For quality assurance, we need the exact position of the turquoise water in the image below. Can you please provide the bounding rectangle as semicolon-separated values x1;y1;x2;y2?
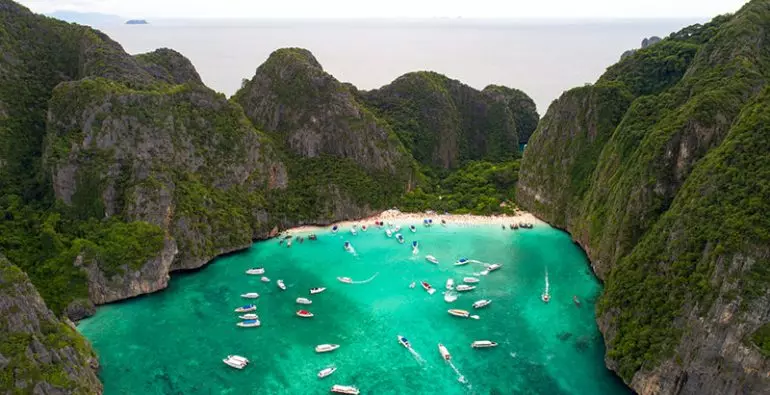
78;223;631;394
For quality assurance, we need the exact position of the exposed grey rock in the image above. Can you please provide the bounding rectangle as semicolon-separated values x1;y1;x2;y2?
0;255;102;394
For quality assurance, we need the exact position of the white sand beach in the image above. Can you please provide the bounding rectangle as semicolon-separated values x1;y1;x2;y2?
286;209;545;235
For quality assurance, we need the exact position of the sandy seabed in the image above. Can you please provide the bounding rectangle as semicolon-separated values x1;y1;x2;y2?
286;209;545;235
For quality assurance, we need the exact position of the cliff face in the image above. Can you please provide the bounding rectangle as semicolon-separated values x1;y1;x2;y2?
0;255;102;394
234;48;411;173
360;72;538;169
518;2;770;393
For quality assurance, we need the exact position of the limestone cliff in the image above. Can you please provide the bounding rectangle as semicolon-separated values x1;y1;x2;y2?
518;2;770;393
360;71;538;169
0;255;102;394
234;48;411;173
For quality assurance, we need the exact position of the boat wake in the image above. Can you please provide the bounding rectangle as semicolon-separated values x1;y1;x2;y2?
347;272;379;284
447;360;467;384
408;347;425;363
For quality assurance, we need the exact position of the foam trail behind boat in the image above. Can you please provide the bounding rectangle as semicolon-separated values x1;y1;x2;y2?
408;347;425;363
447;360;467;384
349;272;379;284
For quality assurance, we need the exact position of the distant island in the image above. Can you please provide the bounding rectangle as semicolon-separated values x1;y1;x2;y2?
125;19;148;25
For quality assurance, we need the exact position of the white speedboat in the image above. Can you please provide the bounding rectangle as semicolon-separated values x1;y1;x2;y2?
486;263;502;272
297;310;314;318
296;297;312;305
315;344;340;353
409;225;416;233
223;355;249;369
337;277;353;284
438;343;451;361
331;225;338;233
409;281;416;289
318;366;337;379
541;269;550;303
425;255;439;264
261;276;270;282
411;240;419;254
448;309;479;319
471;340;498;348
385;229;393;238
245;268;265;275
395;233;405;244
463;277;480;284
239;314;258;320
240;292;260;299
234;304;256;313
330;385;360;395
397;335;411;349
237;319;261;328
394;225;401;232
343;241;354;252
445;278;454;290
472;299;492;309
310;287;326;295
350;227;357;236
455;258;470;266
455;284;476;292
421;281;436;295
277;279;286;290
361;225;368;232
444;291;458;303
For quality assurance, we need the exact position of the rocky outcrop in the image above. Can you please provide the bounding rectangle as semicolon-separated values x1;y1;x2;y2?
620;36;664;60
360;71;538;169
134;48;203;85
0;255;102;394
518;2;770;394
234;48;410;173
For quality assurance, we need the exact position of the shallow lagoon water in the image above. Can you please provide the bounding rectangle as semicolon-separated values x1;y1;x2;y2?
78;223;631;394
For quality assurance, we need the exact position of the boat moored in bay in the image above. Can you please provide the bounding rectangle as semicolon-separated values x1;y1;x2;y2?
234;304;256;313
330;384;360;394
425;255;439;264
310;287;326;294
245;267;265;275
315;344;340;353
471;340;498;348
318;366;337;379
472;299;492;309
236;319;261;328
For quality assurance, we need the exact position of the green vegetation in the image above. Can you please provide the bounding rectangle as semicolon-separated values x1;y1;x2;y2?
400;160;520;215
519;1;770;383
361;71;538;169
751;323;770;357
1;255;100;394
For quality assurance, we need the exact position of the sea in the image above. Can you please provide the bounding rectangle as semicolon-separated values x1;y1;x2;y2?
78;222;633;394
94;18;701;113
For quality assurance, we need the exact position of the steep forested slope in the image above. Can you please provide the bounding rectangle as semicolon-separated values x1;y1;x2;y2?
360;72;538;169
518;2;770;393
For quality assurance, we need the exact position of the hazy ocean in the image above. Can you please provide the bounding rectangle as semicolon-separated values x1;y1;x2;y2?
96;18;700;112
79;223;633;394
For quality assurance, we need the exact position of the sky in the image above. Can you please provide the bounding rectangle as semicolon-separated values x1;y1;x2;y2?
20;0;749;19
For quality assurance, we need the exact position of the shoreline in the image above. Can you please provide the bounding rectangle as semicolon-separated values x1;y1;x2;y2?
285;209;546;235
